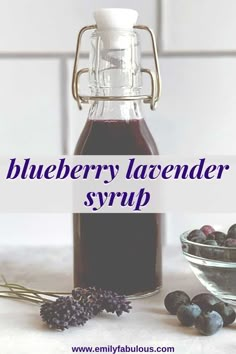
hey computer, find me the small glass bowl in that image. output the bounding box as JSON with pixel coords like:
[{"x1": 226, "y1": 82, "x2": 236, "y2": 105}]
[{"x1": 180, "y1": 231, "x2": 236, "y2": 305}]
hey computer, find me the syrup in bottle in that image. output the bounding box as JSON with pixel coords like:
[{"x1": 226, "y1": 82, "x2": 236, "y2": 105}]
[{"x1": 72, "y1": 8, "x2": 162, "y2": 297}]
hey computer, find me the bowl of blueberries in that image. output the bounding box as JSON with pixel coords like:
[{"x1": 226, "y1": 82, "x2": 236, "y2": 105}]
[{"x1": 180, "y1": 224, "x2": 236, "y2": 305}]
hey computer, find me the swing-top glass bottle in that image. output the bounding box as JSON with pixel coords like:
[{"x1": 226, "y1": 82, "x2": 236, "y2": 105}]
[{"x1": 72, "y1": 8, "x2": 162, "y2": 298}]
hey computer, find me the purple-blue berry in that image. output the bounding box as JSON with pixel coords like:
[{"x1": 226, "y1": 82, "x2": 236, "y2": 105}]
[
  {"x1": 224, "y1": 238, "x2": 236, "y2": 247},
  {"x1": 192, "y1": 293, "x2": 220, "y2": 312},
  {"x1": 188, "y1": 230, "x2": 206, "y2": 243},
  {"x1": 211, "y1": 231, "x2": 226, "y2": 246},
  {"x1": 200, "y1": 225, "x2": 215, "y2": 236},
  {"x1": 164, "y1": 291, "x2": 190, "y2": 315},
  {"x1": 177, "y1": 304, "x2": 201, "y2": 327},
  {"x1": 211, "y1": 302, "x2": 236, "y2": 326},
  {"x1": 204, "y1": 240, "x2": 218, "y2": 246},
  {"x1": 227, "y1": 224, "x2": 236, "y2": 240},
  {"x1": 195, "y1": 311, "x2": 223, "y2": 336},
  {"x1": 206, "y1": 233, "x2": 216, "y2": 240},
  {"x1": 200, "y1": 240, "x2": 218, "y2": 259}
]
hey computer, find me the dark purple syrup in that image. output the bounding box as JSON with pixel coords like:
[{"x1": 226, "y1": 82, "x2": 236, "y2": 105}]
[{"x1": 74, "y1": 119, "x2": 162, "y2": 295}]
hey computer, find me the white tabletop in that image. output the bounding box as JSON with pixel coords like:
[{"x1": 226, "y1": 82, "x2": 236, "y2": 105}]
[{"x1": 0, "y1": 246, "x2": 234, "y2": 354}]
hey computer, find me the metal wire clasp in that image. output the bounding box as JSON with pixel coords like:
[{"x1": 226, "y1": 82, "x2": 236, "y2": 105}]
[{"x1": 72, "y1": 24, "x2": 161, "y2": 111}]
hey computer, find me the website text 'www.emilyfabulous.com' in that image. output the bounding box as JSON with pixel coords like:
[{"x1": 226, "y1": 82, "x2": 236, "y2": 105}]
[{"x1": 71, "y1": 345, "x2": 175, "y2": 353}]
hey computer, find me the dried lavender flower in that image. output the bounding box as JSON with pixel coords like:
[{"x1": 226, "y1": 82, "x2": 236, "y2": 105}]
[
  {"x1": 0, "y1": 278, "x2": 132, "y2": 331},
  {"x1": 40, "y1": 296, "x2": 89, "y2": 330},
  {"x1": 72, "y1": 287, "x2": 132, "y2": 317},
  {"x1": 101, "y1": 289, "x2": 132, "y2": 316},
  {"x1": 72, "y1": 287, "x2": 103, "y2": 316}
]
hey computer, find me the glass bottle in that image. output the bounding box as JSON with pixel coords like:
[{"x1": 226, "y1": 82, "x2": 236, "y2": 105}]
[{"x1": 72, "y1": 8, "x2": 162, "y2": 298}]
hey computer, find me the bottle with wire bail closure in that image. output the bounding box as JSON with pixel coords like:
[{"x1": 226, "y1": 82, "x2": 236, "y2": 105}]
[{"x1": 72, "y1": 8, "x2": 162, "y2": 298}]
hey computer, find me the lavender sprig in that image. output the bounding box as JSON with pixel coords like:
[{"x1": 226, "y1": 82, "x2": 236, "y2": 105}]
[{"x1": 0, "y1": 276, "x2": 132, "y2": 331}]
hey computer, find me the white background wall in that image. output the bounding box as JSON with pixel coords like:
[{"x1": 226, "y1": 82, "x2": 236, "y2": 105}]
[{"x1": 1, "y1": 0, "x2": 236, "y2": 246}]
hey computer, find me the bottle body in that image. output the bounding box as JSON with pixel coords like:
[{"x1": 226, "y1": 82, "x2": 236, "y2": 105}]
[{"x1": 73, "y1": 118, "x2": 162, "y2": 296}]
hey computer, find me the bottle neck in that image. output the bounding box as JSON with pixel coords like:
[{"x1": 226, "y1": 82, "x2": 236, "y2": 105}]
[
  {"x1": 88, "y1": 29, "x2": 143, "y2": 120},
  {"x1": 89, "y1": 100, "x2": 143, "y2": 120}
]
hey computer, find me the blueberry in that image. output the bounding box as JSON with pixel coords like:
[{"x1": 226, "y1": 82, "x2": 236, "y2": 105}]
[
  {"x1": 211, "y1": 248, "x2": 225, "y2": 260},
  {"x1": 200, "y1": 225, "x2": 215, "y2": 236},
  {"x1": 224, "y1": 238, "x2": 236, "y2": 247},
  {"x1": 200, "y1": 240, "x2": 218, "y2": 259},
  {"x1": 207, "y1": 233, "x2": 216, "y2": 240},
  {"x1": 192, "y1": 293, "x2": 220, "y2": 312},
  {"x1": 187, "y1": 230, "x2": 206, "y2": 243},
  {"x1": 227, "y1": 224, "x2": 236, "y2": 239},
  {"x1": 182, "y1": 243, "x2": 199, "y2": 256},
  {"x1": 210, "y1": 231, "x2": 226, "y2": 246},
  {"x1": 164, "y1": 291, "x2": 190, "y2": 315},
  {"x1": 211, "y1": 302, "x2": 236, "y2": 326},
  {"x1": 195, "y1": 311, "x2": 223, "y2": 336},
  {"x1": 188, "y1": 244, "x2": 201, "y2": 257},
  {"x1": 204, "y1": 240, "x2": 218, "y2": 246},
  {"x1": 177, "y1": 304, "x2": 201, "y2": 327}
]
